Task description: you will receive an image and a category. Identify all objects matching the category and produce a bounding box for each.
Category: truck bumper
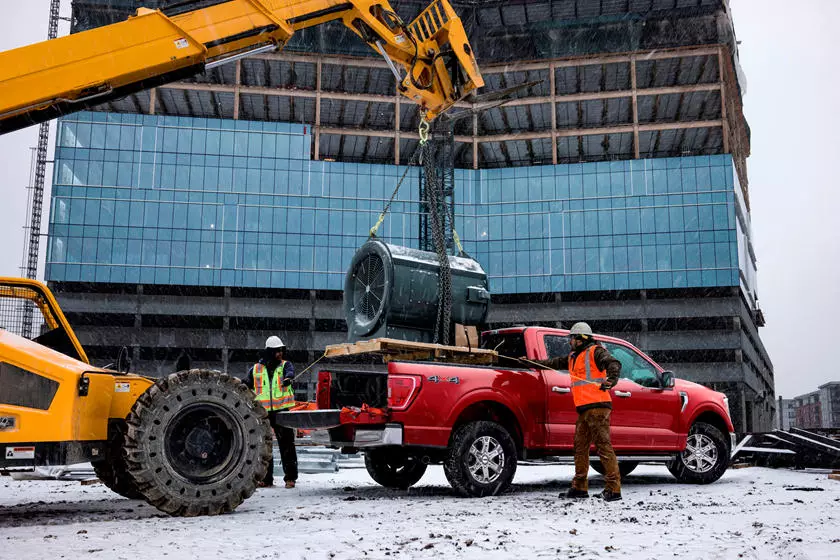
[312,423,403,448]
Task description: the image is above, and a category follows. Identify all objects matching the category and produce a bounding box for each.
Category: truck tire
[591,460,638,478]
[92,420,142,499]
[668,421,729,484]
[444,421,517,497]
[364,449,427,489]
[123,369,273,516]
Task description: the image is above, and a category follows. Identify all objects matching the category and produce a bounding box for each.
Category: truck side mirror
[661,371,676,389]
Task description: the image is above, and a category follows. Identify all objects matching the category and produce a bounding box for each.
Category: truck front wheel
[444,421,517,497]
[668,421,729,484]
[364,449,427,489]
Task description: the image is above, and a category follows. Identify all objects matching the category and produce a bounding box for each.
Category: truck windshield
[481,332,526,359]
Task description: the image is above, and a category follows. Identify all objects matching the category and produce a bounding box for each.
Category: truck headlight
[722,395,731,418]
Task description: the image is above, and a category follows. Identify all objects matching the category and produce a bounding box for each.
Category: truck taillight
[317,371,332,409]
[388,375,420,410]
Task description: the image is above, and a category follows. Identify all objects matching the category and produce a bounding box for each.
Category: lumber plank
[324,337,498,365]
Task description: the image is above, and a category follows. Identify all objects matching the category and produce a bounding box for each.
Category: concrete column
[630,55,640,159]
[233,61,242,120]
[149,89,157,115]
[549,62,558,165]
[315,58,322,160]
[134,284,142,328]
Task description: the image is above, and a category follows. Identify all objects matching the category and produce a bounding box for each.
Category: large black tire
[444,421,517,497]
[364,449,428,489]
[124,370,273,517]
[668,421,730,484]
[92,420,143,499]
[591,460,638,478]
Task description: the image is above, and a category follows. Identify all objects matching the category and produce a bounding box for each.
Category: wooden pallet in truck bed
[324,338,498,365]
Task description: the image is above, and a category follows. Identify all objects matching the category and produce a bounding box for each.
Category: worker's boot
[284,480,296,489]
[561,487,589,499]
[595,489,622,502]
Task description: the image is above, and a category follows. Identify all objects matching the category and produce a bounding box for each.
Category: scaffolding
[19,0,61,338]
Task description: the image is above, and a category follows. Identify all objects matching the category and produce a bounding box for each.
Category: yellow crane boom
[0,0,484,134]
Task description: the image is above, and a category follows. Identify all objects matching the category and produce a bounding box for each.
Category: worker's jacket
[251,361,295,412]
[569,345,614,412]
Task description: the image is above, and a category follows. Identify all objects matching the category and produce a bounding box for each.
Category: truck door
[601,342,682,451]
[540,334,577,449]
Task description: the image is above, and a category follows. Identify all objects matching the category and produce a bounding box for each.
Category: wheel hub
[682,433,718,474]
[467,435,504,484]
[164,404,242,483]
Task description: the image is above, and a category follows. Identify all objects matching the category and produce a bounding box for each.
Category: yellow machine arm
[0,0,483,134]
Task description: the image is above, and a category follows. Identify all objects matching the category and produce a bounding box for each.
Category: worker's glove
[282,378,292,387]
[599,382,612,391]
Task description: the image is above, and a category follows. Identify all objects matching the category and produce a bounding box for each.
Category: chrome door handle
[615,390,632,398]
[552,386,571,393]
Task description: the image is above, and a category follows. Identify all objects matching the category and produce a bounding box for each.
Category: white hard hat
[265,336,285,349]
[569,322,593,337]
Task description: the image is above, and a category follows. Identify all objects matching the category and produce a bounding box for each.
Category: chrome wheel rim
[467,435,504,484]
[681,433,719,473]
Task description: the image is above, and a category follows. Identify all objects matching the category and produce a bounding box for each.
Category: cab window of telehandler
[0,283,84,362]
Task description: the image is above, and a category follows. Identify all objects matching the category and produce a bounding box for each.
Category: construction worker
[242,336,298,488]
[532,322,623,501]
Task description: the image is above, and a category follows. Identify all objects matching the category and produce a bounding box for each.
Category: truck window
[543,335,571,367]
[481,332,525,359]
[602,342,659,388]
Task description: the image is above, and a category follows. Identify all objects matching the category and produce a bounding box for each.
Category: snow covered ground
[0,464,837,560]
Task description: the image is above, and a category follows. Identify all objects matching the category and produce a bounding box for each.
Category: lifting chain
[419,119,453,345]
[368,116,455,345]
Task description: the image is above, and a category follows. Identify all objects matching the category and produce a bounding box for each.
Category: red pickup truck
[282,327,735,497]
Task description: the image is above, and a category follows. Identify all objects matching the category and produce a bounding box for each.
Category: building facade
[45,0,774,432]
[779,383,840,430]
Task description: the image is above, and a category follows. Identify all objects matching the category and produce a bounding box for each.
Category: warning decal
[5,446,35,460]
[115,382,131,393]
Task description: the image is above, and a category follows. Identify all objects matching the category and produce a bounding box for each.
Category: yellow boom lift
[0,0,483,516]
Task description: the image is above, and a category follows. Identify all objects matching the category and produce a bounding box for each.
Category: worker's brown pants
[572,407,621,494]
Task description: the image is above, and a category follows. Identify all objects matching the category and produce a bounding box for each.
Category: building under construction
[45,0,774,432]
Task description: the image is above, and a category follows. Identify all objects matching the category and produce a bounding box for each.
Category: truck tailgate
[273,369,390,429]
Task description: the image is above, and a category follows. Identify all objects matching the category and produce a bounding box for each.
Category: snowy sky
[0,1,837,400]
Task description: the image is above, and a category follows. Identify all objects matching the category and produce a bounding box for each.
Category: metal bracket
[78,373,90,397]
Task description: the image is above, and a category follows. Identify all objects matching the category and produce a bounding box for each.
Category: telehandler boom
[0,0,483,134]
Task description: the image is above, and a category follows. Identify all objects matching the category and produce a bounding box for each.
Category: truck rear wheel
[92,420,142,500]
[364,449,427,489]
[668,421,729,484]
[591,460,638,478]
[124,369,273,516]
[444,421,517,497]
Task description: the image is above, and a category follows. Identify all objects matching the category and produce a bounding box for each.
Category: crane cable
[368,118,430,238]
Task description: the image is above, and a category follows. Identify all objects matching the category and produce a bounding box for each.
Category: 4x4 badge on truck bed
[427,376,461,384]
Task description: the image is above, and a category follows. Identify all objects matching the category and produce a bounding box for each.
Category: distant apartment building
[780,382,840,430]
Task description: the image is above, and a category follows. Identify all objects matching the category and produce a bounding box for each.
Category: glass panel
[602,342,659,388]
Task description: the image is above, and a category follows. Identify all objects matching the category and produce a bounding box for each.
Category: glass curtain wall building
[46,0,774,433]
[50,112,743,294]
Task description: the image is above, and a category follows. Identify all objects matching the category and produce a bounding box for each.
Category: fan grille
[352,254,386,322]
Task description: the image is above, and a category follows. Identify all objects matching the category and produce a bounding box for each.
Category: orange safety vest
[252,361,295,412]
[569,345,611,409]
